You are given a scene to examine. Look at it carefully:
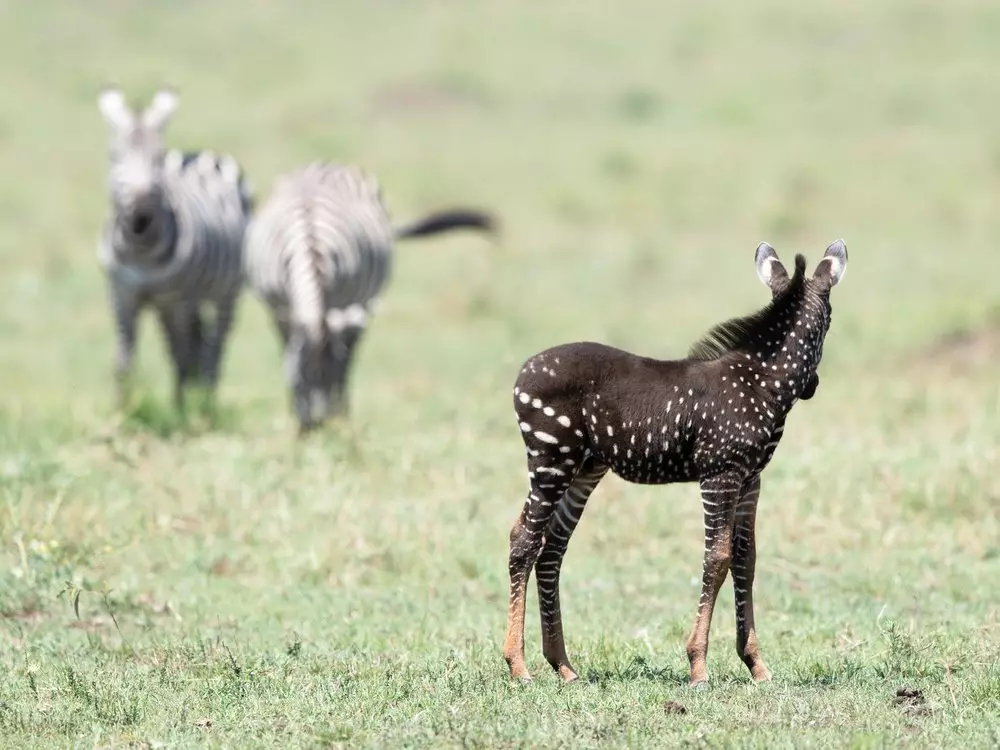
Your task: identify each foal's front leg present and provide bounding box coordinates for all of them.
[731,474,771,682]
[685,472,740,686]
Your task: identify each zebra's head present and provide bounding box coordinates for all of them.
[753,239,848,400]
[98,88,178,250]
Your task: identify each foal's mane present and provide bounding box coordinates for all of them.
[688,254,808,361]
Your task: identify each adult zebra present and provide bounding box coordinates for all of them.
[243,162,496,433]
[96,88,253,412]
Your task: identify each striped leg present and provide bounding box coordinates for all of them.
[109,285,139,410]
[267,310,308,425]
[732,474,771,682]
[536,454,607,682]
[503,452,584,683]
[328,306,368,418]
[156,304,198,412]
[284,330,316,434]
[201,293,238,396]
[685,472,740,686]
[272,313,291,349]
[186,309,204,382]
[330,324,364,418]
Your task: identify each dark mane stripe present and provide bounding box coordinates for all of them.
[688,254,808,361]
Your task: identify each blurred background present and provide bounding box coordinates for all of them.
[0,1,997,746]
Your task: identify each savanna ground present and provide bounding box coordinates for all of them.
[1,1,999,747]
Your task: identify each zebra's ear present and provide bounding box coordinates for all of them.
[755,242,789,291]
[142,89,179,131]
[813,239,848,288]
[98,88,134,131]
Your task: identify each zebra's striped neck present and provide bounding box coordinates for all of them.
[724,285,831,410]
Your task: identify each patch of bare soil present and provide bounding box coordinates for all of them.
[369,80,483,118]
[136,592,177,617]
[1,606,46,624]
[895,687,932,717]
[663,700,687,715]
[68,616,112,632]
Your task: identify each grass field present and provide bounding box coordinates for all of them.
[2,1,1000,747]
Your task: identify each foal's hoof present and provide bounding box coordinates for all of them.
[558,666,580,684]
[505,653,532,685]
[752,666,773,683]
[687,678,709,690]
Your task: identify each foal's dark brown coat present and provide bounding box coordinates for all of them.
[503,240,848,685]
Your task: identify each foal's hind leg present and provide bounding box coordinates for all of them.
[535,453,607,683]
[504,382,589,682]
[503,453,581,683]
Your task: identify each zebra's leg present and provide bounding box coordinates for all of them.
[155,304,195,412]
[272,313,291,349]
[503,449,585,683]
[330,325,364,417]
[685,472,740,686]
[536,453,607,683]
[732,474,771,682]
[327,306,368,418]
[269,312,306,422]
[201,293,239,398]
[187,308,205,382]
[284,328,315,434]
[109,286,139,410]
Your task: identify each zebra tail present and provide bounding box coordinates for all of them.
[287,259,329,347]
[393,208,497,241]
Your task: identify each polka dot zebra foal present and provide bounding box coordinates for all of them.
[502,239,848,686]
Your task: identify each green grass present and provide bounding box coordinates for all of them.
[2,0,1000,746]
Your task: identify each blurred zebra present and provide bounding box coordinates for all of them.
[96,88,253,412]
[243,162,496,433]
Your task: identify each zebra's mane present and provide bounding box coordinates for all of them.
[688,254,808,361]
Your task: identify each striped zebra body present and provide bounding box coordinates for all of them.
[244,161,496,432]
[244,163,392,430]
[97,89,252,411]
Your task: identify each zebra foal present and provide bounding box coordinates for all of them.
[243,162,495,433]
[97,88,252,411]
[503,240,848,686]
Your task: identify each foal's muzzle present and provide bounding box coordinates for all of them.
[800,374,819,400]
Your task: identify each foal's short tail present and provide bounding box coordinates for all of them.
[393,208,498,241]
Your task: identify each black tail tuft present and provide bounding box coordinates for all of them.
[393,208,498,241]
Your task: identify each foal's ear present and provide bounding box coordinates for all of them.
[142,89,179,131]
[813,239,848,288]
[98,88,134,131]
[755,242,789,291]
